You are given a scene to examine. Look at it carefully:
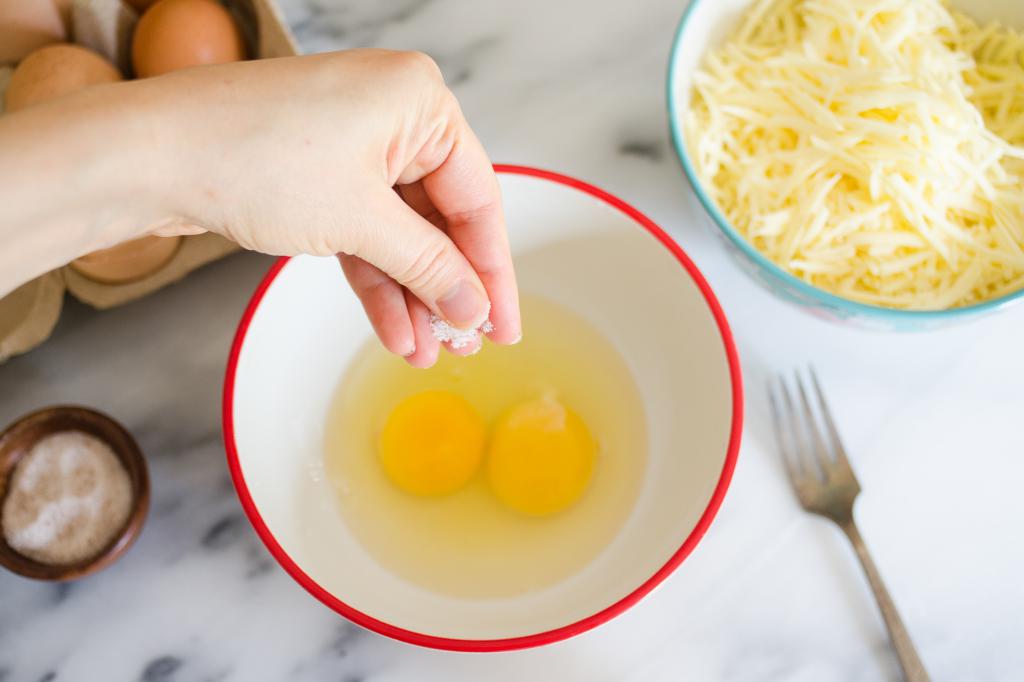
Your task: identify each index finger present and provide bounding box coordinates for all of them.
[419,121,521,345]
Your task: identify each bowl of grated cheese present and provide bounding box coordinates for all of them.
[668,0,1024,328]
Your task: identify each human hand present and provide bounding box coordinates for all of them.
[138,50,520,366]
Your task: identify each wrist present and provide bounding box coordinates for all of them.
[78,80,192,243]
[0,81,186,288]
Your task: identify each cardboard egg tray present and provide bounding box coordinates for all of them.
[0,0,298,363]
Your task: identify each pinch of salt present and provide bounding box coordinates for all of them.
[429,313,494,350]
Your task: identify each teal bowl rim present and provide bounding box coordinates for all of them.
[665,0,1024,322]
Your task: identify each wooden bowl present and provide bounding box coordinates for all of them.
[0,406,149,581]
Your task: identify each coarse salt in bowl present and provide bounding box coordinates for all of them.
[223,165,742,651]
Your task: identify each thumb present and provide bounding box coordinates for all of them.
[352,191,491,329]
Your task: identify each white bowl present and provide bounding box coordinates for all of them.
[222,166,742,651]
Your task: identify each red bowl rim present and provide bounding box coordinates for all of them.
[221,164,744,652]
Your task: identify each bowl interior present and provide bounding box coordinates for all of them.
[226,168,739,645]
[668,0,1024,324]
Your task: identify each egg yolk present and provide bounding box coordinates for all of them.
[379,390,486,497]
[486,396,596,516]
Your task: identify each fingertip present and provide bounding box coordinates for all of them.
[404,289,442,368]
[486,324,521,346]
[488,327,521,345]
[444,333,482,356]
[405,343,440,368]
[381,328,416,359]
[485,294,522,345]
[405,319,441,367]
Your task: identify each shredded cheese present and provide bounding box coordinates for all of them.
[685,0,1024,310]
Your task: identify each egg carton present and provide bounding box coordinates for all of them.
[0,0,298,363]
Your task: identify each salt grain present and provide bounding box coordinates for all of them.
[429,307,495,350]
[1,430,133,565]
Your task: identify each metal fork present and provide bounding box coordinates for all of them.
[769,369,930,682]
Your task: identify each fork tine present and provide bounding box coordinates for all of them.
[795,369,833,477]
[777,376,810,478]
[768,379,802,485]
[809,368,852,468]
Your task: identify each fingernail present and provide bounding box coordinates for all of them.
[438,280,488,329]
[401,344,416,357]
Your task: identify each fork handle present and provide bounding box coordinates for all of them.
[840,521,931,682]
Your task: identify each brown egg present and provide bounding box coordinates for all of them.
[131,0,245,78]
[70,236,182,284]
[4,43,121,112]
[0,1,67,64]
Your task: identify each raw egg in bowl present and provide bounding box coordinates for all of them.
[223,166,742,651]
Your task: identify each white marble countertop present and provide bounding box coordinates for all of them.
[2,0,1023,679]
